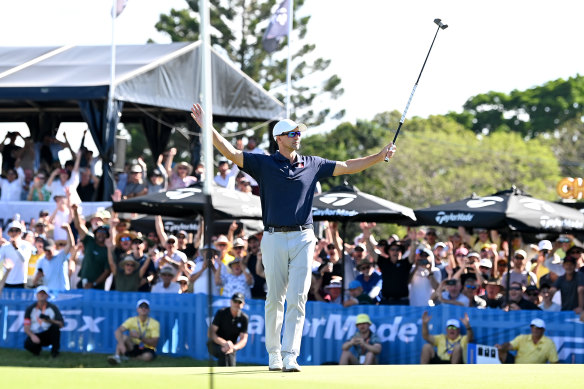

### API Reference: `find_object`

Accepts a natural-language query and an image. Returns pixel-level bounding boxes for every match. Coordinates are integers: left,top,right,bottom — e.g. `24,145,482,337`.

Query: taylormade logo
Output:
312,208,359,217
435,211,475,224
540,216,584,230
318,193,357,207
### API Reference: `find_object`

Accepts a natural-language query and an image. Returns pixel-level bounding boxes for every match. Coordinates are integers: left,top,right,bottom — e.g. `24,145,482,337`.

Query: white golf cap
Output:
479,258,493,268
538,240,553,251
514,249,527,259
136,299,150,308
446,319,460,329
530,318,545,329
6,220,23,232
273,119,307,138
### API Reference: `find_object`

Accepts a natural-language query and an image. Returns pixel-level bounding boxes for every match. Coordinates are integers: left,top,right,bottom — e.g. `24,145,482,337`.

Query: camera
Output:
418,259,430,266
445,279,457,286
39,314,50,321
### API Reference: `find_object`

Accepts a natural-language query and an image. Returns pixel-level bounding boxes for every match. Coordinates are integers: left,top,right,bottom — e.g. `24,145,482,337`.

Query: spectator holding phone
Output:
23,286,64,358
409,247,442,306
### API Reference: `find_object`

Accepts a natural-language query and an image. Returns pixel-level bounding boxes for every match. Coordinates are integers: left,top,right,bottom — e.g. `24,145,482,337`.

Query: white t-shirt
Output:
52,209,70,241
151,281,181,294
35,250,70,290
0,166,24,201
214,173,236,190
192,258,222,295
440,290,470,307
408,266,442,307
49,170,80,203
0,239,34,284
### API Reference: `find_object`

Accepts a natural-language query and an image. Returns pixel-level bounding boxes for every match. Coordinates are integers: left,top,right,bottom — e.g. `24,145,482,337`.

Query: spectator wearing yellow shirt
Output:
495,318,558,364
421,311,473,364
107,299,160,365
28,237,47,287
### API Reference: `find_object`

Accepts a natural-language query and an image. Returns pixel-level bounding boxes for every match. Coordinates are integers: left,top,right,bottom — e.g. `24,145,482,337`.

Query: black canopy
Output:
312,183,416,223
112,186,263,221
414,187,584,233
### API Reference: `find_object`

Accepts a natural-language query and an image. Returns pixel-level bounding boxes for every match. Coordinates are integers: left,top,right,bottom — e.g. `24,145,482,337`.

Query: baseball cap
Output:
467,251,480,259
233,238,245,248
355,313,372,326
538,240,553,251
35,285,51,296
557,235,571,243
231,292,245,303
6,220,23,232
455,247,469,256
514,249,527,259
434,242,447,250
446,319,460,329
130,165,142,173
348,280,362,290
159,265,176,276
530,318,545,329
272,119,307,139
136,299,150,309
479,258,492,269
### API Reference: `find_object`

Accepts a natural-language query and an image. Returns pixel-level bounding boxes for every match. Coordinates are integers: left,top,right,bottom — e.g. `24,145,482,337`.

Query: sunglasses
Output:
465,285,477,289
167,240,176,245
280,131,302,138
514,256,524,260
120,237,132,242
447,325,459,330
233,247,244,250
509,287,523,291
389,247,401,252
8,229,20,233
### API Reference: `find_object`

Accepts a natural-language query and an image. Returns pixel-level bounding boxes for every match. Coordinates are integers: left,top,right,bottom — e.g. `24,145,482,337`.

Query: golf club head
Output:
434,18,448,30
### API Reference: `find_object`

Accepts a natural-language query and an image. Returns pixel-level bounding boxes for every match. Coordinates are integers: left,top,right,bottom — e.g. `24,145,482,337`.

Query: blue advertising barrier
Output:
1,289,583,364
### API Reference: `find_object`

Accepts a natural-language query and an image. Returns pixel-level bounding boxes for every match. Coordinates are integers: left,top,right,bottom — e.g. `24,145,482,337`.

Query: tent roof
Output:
0,43,284,123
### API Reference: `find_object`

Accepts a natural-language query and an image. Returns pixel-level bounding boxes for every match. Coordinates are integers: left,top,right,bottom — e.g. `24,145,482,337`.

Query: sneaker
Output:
269,352,283,371
282,354,301,372
107,355,121,365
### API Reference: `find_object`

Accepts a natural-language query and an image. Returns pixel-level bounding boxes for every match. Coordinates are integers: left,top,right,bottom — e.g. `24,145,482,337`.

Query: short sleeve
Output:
509,335,521,350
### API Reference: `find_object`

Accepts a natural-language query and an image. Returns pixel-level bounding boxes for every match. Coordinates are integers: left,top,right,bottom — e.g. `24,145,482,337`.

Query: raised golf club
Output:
385,18,448,162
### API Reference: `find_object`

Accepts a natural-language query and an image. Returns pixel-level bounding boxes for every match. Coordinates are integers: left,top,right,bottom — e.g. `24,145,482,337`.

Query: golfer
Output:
191,103,396,372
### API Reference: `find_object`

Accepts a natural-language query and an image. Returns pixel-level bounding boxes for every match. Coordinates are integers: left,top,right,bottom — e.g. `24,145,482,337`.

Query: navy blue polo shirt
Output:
242,151,336,227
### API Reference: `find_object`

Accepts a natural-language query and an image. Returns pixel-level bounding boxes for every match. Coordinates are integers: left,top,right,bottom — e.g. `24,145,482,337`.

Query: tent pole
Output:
505,227,512,305
341,222,347,303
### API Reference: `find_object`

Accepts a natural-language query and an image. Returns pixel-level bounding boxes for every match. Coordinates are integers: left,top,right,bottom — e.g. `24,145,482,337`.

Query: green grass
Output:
0,348,581,389
0,347,208,368
1,364,582,389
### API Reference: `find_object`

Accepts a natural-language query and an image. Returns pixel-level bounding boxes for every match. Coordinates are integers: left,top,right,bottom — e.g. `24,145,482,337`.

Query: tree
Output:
449,75,584,138
154,0,345,131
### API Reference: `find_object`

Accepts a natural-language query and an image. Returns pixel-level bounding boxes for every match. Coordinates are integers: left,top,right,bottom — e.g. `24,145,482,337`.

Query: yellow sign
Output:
557,177,584,199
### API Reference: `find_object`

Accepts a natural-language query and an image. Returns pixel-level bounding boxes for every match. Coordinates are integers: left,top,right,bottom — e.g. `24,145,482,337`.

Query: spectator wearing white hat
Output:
339,314,382,365
0,220,34,288
421,312,473,364
537,239,565,281
23,286,64,358
215,257,253,301
495,318,558,364
501,249,537,289
108,299,160,365
409,247,442,307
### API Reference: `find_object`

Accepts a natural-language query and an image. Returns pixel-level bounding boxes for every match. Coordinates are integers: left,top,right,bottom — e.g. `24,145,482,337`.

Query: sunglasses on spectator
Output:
280,131,302,138
167,240,176,244
8,228,20,233
514,256,524,260
56,242,67,247
509,287,522,291
120,237,132,242
447,325,459,330
389,247,401,252
359,265,371,270
465,285,477,289
527,292,539,296
124,263,136,267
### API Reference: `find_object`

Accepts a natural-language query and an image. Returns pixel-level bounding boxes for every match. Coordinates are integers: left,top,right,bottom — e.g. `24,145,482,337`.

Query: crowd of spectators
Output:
1,130,583,323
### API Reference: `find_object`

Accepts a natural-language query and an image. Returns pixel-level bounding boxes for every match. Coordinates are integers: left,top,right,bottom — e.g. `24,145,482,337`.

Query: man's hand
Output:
191,104,205,128
460,313,470,328
382,143,397,161
2,258,14,271
30,334,41,344
228,221,238,232
422,311,432,325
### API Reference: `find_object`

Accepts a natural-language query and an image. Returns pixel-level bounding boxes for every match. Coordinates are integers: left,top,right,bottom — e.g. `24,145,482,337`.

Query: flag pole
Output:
199,0,215,387
285,0,293,119
107,0,117,134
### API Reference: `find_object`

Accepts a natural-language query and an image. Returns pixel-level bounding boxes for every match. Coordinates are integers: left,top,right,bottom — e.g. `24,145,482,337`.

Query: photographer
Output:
409,247,442,307
23,286,64,358
432,278,470,307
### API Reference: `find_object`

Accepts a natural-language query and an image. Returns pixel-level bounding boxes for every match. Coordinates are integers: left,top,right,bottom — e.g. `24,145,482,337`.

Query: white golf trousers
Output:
261,228,315,357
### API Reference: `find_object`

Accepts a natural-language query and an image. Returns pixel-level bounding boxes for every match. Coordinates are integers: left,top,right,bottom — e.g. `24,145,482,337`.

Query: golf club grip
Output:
384,122,404,162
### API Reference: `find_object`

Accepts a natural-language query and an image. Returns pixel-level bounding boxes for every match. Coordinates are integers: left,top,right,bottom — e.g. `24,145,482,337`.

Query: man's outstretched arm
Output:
333,143,396,176
191,103,243,168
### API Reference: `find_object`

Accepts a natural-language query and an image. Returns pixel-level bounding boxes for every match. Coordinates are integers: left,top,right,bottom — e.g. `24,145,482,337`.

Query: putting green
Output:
1,364,579,389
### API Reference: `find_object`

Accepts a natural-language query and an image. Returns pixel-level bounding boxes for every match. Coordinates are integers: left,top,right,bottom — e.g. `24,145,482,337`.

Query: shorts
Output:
125,345,156,359
429,355,451,364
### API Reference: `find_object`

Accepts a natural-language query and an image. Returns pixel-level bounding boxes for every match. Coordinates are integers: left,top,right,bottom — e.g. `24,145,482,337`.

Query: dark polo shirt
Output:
242,151,336,226
212,307,249,344
378,257,412,299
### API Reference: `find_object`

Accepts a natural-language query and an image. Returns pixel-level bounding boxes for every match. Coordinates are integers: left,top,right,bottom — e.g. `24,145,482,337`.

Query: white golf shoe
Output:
282,354,301,372
269,352,283,371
